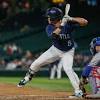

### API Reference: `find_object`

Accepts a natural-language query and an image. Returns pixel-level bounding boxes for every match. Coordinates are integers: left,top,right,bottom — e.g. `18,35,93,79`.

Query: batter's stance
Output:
18,6,88,97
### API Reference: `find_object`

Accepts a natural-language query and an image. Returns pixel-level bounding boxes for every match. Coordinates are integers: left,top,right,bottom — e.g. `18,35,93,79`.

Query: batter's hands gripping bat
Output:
61,4,72,26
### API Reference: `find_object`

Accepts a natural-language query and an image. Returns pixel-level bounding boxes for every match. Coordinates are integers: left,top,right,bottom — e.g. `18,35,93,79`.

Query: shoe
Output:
17,79,27,87
17,69,34,87
75,90,83,97
69,90,83,98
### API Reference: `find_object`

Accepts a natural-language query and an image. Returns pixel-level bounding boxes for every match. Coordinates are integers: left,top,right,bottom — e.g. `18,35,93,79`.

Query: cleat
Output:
17,68,34,88
17,79,27,87
75,90,83,97
69,90,83,98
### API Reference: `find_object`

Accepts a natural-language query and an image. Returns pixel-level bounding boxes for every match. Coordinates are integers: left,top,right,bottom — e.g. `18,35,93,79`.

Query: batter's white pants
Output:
30,45,80,92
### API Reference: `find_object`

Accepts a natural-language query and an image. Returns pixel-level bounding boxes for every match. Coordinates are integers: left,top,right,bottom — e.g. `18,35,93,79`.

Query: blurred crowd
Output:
0,0,48,21
74,52,92,68
0,42,92,70
0,43,41,70
0,0,99,23
0,0,97,70
0,0,99,32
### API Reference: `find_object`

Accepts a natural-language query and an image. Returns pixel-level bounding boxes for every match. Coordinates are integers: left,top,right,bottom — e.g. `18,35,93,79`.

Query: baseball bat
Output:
61,4,70,26
65,4,70,16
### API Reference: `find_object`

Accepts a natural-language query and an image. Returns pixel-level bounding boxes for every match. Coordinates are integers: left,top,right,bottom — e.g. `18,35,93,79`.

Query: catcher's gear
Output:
90,37,100,55
82,65,92,78
79,77,88,97
90,66,100,94
46,7,63,21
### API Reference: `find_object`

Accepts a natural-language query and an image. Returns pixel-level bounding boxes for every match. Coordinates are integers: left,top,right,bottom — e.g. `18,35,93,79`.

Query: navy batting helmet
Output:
46,7,63,21
90,37,100,55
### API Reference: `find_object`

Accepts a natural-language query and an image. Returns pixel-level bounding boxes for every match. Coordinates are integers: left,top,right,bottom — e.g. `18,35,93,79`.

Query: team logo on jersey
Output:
59,34,70,39
59,34,72,46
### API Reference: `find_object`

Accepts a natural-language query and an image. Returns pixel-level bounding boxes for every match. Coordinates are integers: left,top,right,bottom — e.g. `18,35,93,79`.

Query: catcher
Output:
80,37,100,95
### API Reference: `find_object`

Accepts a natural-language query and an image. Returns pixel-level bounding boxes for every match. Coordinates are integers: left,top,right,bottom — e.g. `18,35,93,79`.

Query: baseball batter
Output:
81,37,100,94
18,5,88,97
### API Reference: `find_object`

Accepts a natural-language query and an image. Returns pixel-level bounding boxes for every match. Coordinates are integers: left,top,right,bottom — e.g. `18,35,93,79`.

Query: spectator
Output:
49,60,62,79
21,50,33,69
5,59,22,70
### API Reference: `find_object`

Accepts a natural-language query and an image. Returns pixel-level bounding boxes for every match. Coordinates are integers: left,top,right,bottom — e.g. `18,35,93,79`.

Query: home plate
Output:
85,94,100,99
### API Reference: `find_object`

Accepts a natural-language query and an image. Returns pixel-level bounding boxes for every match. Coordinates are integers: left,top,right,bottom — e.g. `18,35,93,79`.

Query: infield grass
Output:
0,77,91,92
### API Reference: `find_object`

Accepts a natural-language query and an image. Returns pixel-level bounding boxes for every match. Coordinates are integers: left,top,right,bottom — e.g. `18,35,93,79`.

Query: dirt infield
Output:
0,83,99,100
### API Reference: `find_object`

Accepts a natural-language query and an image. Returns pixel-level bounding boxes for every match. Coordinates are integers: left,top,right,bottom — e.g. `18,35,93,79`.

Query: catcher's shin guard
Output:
89,66,100,94
79,77,88,97
18,68,35,87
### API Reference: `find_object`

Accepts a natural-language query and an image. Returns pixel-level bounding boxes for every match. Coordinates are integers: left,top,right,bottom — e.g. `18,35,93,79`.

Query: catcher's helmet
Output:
90,37,100,55
46,7,63,21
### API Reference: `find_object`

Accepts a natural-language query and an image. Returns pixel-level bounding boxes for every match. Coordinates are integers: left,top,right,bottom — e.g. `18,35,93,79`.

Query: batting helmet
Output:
90,37,100,54
46,7,63,21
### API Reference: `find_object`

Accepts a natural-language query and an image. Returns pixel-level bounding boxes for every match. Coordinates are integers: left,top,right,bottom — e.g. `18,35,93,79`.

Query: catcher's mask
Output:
90,37,100,55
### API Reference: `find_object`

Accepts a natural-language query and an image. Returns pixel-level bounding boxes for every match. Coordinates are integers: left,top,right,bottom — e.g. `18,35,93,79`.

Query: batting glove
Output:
61,15,73,26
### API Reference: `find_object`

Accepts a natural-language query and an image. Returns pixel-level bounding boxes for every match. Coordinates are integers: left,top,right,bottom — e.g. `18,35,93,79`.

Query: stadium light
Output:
52,0,64,4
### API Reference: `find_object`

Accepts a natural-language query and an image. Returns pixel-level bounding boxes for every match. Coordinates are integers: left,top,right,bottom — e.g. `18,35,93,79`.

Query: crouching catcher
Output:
80,37,100,96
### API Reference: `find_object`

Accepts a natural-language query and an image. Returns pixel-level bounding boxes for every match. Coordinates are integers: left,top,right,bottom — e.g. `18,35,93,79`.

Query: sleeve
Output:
82,65,92,77
82,53,100,77
46,25,54,37
68,22,80,30
89,52,100,66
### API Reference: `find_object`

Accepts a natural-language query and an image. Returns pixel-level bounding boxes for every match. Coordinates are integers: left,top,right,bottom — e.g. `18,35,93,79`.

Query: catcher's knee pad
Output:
89,66,100,94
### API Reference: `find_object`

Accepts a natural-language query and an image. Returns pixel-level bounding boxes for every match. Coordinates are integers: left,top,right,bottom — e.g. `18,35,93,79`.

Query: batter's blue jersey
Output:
46,22,79,51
